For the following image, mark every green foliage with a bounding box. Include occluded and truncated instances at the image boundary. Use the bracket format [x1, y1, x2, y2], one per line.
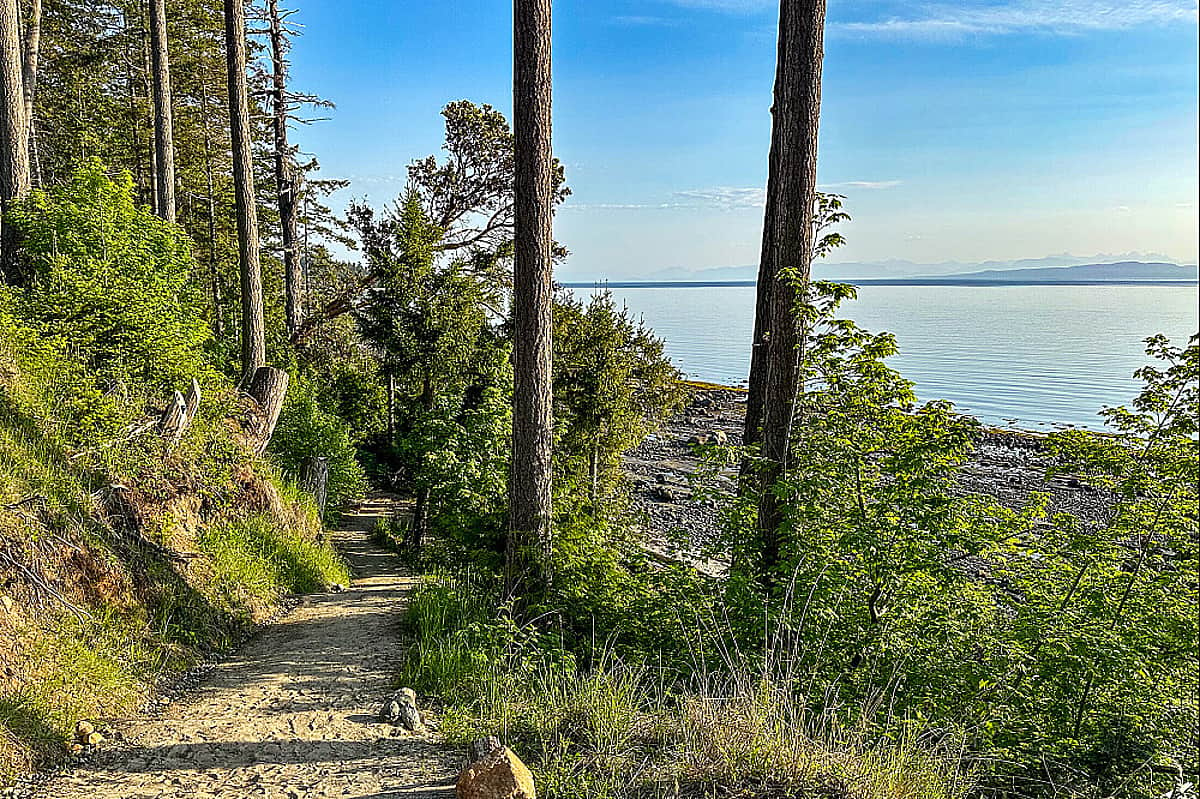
[723, 285, 1198, 796]
[554, 291, 685, 504]
[398, 575, 967, 799]
[0, 160, 351, 784]
[7, 162, 214, 393]
[407, 100, 571, 256]
[197, 513, 350, 611]
[269, 373, 368, 521]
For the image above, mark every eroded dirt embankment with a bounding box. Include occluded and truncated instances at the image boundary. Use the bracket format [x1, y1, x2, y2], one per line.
[24, 496, 457, 799]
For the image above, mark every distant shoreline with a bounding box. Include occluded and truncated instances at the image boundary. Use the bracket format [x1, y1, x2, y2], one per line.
[563, 279, 1200, 289]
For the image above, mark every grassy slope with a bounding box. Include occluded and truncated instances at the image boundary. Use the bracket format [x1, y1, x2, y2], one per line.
[0, 359, 349, 785]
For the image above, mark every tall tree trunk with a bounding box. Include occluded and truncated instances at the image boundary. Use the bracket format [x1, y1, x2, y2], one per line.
[505, 0, 554, 599]
[122, 24, 147, 205]
[148, 0, 175, 221]
[268, 0, 302, 337]
[199, 77, 224, 340]
[224, 0, 265, 380]
[0, 0, 28, 284]
[142, 15, 157, 212]
[741, 0, 827, 589]
[386, 371, 395, 440]
[19, 0, 37, 186]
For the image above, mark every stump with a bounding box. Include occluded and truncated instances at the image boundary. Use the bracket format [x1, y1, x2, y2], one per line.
[241, 366, 289, 454]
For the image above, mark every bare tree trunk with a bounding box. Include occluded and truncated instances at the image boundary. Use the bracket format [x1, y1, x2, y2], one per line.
[148, 0, 175, 221]
[268, 0, 302, 337]
[386, 371, 395, 440]
[409, 372, 434, 551]
[19, 0, 37, 186]
[122, 21, 148, 204]
[142, 15, 157, 213]
[505, 0, 554, 599]
[223, 0, 265, 380]
[199, 77, 225, 340]
[0, 0, 28, 284]
[742, 0, 827, 589]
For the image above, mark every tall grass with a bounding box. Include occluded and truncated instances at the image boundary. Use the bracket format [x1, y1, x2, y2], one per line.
[398, 574, 970, 799]
[198, 513, 350, 609]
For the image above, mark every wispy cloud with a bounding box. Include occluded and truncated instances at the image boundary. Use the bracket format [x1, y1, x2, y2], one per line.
[822, 180, 903, 190]
[565, 181, 900, 213]
[612, 15, 677, 26]
[838, 1, 1198, 38]
[675, 186, 766, 209]
[563, 202, 694, 211]
[661, 0, 773, 12]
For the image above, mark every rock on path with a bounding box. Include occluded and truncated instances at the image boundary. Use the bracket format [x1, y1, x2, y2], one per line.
[35, 495, 457, 799]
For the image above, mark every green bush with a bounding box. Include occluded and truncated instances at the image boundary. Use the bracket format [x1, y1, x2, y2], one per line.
[723, 284, 1198, 796]
[269, 373, 368, 521]
[6, 161, 215, 394]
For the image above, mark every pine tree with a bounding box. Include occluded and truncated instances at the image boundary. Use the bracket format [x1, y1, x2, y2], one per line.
[506, 0, 555, 598]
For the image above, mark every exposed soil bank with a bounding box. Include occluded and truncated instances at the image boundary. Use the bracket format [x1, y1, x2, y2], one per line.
[21, 496, 457, 799]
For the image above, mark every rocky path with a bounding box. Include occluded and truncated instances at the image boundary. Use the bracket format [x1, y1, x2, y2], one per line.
[35, 495, 458, 799]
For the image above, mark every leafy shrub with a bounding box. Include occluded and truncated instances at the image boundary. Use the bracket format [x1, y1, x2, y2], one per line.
[6, 161, 214, 394]
[723, 284, 1198, 796]
[269, 373, 368, 521]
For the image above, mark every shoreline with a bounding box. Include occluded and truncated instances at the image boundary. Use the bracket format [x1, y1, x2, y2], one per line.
[564, 279, 1199, 289]
[628, 387, 1111, 566]
[678, 379, 1088, 443]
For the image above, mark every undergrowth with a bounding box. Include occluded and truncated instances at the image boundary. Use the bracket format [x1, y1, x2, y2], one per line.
[398, 574, 970, 799]
[0, 167, 350, 785]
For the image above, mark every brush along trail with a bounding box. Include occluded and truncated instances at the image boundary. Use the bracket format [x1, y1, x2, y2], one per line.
[34, 495, 457, 799]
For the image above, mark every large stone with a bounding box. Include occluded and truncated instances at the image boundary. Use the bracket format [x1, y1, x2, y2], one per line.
[456, 745, 536, 799]
[73, 721, 95, 743]
[380, 688, 424, 731]
[469, 736, 502, 762]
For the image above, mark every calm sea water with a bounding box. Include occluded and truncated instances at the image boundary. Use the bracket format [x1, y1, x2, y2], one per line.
[572, 284, 1200, 430]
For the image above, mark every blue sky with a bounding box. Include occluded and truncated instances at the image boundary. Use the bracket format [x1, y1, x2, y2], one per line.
[286, 1, 1199, 281]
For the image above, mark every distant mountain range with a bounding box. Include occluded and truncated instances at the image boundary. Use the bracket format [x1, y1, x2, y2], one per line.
[633, 257, 1198, 285]
[931, 261, 1198, 283]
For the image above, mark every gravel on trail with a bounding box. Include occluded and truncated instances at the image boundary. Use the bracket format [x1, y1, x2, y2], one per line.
[26, 496, 458, 799]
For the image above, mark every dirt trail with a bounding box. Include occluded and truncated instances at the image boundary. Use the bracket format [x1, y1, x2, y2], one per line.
[36, 495, 458, 799]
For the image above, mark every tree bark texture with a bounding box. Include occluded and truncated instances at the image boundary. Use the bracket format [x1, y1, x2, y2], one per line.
[268, 0, 302, 336]
[19, 0, 36, 184]
[742, 0, 827, 587]
[505, 0, 554, 598]
[242, 366, 288, 455]
[198, 77, 225, 341]
[224, 0, 265, 380]
[0, 0, 28, 283]
[148, 0, 175, 221]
